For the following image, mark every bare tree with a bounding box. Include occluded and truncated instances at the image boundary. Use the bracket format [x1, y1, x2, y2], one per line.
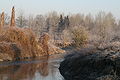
[4, 13, 10, 25]
[34, 14, 46, 36]
[16, 10, 27, 28]
[84, 14, 94, 30]
[27, 15, 34, 28]
[69, 13, 84, 27]
[93, 12, 116, 43]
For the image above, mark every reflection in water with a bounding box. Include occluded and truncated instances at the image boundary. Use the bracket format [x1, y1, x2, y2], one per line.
[0, 54, 64, 80]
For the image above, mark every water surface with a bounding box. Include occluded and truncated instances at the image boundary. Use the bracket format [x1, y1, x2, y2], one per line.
[0, 54, 64, 80]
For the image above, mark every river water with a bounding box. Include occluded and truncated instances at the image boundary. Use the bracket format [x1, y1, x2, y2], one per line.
[0, 54, 65, 80]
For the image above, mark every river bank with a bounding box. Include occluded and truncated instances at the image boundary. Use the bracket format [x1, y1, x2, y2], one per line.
[59, 41, 120, 80]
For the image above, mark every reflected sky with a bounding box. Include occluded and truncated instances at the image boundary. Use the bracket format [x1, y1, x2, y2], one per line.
[0, 54, 64, 80]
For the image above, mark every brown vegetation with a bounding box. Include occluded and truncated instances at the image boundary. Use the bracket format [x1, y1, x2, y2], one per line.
[0, 42, 19, 61]
[0, 12, 5, 33]
[0, 27, 65, 61]
[0, 27, 46, 60]
[39, 33, 50, 55]
[0, 12, 4, 28]
[10, 6, 15, 27]
[0, 7, 65, 61]
[71, 26, 88, 47]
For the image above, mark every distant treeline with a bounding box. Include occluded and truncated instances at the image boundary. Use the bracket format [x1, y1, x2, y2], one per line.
[1, 11, 120, 44]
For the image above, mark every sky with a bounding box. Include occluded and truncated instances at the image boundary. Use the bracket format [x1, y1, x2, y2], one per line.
[0, 0, 120, 19]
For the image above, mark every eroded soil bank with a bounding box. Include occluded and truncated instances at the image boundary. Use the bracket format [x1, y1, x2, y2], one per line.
[59, 42, 120, 80]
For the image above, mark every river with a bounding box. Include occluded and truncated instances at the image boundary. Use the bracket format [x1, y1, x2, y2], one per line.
[0, 54, 65, 80]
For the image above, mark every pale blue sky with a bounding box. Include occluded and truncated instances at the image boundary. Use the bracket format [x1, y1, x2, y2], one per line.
[0, 0, 120, 18]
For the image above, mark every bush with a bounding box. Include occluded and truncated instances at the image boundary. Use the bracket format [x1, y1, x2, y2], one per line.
[71, 26, 88, 47]
[0, 27, 45, 59]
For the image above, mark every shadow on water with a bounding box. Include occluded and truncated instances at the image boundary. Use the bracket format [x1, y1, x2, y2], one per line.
[0, 54, 65, 80]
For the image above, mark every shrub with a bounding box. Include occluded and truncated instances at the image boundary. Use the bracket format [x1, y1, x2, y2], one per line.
[0, 27, 45, 59]
[71, 26, 88, 47]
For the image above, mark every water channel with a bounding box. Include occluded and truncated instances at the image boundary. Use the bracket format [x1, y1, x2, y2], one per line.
[0, 54, 65, 80]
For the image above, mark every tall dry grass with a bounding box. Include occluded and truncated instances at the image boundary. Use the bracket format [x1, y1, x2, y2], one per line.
[0, 27, 45, 59]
